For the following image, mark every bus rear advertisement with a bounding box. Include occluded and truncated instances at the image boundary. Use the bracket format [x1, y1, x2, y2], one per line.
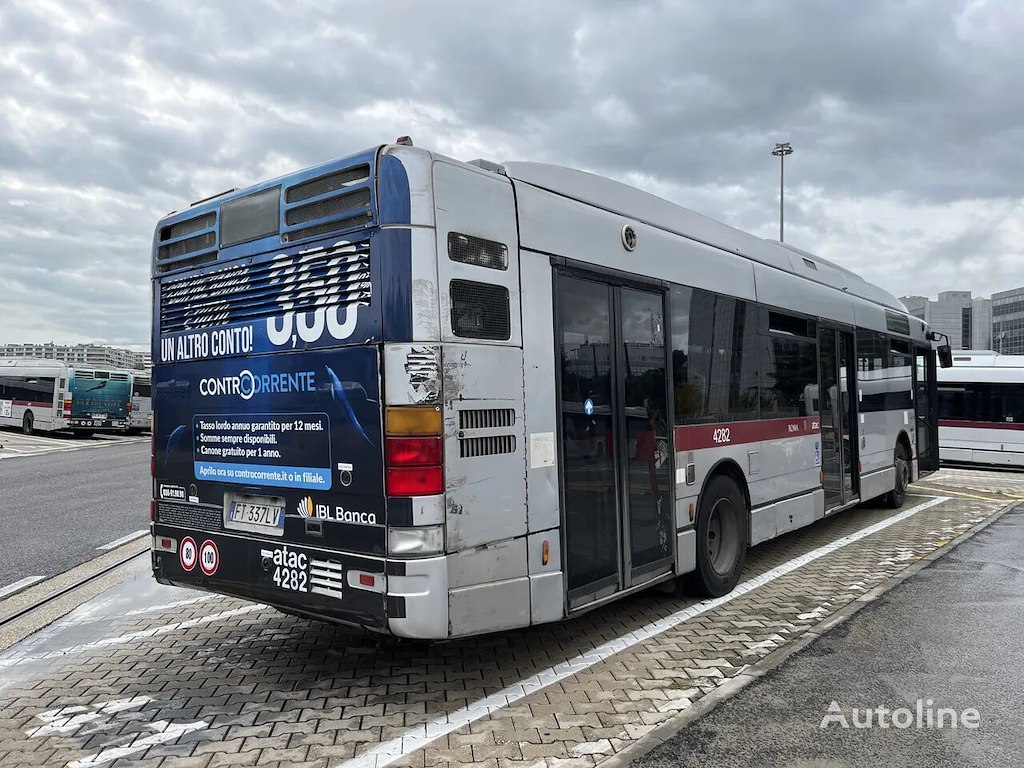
[67, 369, 133, 432]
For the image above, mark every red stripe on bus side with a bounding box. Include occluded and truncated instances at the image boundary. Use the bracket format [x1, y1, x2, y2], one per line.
[12, 400, 54, 409]
[939, 419, 1024, 431]
[674, 417, 820, 450]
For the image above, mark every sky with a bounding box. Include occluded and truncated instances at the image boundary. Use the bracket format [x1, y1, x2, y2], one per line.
[2, 0, 1022, 348]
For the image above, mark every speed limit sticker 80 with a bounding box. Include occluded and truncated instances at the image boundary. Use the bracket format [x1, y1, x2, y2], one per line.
[179, 537, 198, 572]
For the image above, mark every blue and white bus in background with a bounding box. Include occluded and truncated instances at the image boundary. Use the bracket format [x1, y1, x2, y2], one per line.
[150, 141, 949, 639]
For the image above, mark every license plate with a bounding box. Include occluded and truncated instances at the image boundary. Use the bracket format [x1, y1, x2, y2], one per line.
[225, 494, 285, 534]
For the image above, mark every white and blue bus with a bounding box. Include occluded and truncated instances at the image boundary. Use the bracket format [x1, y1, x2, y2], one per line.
[150, 142, 949, 639]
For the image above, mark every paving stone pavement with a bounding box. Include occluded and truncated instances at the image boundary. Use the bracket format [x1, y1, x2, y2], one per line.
[0, 468, 1017, 768]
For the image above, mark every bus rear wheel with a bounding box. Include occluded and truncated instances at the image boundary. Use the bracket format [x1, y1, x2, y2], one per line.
[22, 411, 33, 435]
[685, 474, 748, 597]
[883, 443, 909, 509]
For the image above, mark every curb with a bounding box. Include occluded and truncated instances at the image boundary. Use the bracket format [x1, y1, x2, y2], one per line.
[597, 499, 1019, 768]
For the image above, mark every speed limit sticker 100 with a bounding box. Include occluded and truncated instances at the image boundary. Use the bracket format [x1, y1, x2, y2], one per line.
[199, 539, 219, 576]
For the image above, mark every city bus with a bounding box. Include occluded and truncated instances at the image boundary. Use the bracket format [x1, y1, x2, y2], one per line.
[0, 358, 70, 434]
[130, 372, 152, 432]
[0, 359, 133, 435]
[149, 141, 949, 639]
[936, 350, 1024, 467]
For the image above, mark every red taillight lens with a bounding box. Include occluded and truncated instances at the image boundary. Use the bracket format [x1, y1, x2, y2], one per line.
[150, 499, 156, 522]
[385, 437, 442, 467]
[359, 574, 375, 587]
[386, 466, 443, 496]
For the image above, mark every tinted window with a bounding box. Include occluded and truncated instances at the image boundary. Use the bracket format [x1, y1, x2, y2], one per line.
[672, 287, 758, 424]
[761, 334, 819, 417]
[0, 375, 56, 402]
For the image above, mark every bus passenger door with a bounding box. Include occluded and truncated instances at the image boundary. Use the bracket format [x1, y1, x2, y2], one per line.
[914, 345, 940, 473]
[819, 326, 858, 511]
[556, 273, 674, 610]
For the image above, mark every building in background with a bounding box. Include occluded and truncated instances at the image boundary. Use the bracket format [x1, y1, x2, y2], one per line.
[992, 286, 1024, 355]
[0, 342, 150, 370]
[900, 291, 992, 350]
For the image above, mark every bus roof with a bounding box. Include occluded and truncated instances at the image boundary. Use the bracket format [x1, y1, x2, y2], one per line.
[500, 160, 906, 313]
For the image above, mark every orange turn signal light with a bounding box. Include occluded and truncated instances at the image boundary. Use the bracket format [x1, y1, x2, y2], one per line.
[386, 406, 443, 436]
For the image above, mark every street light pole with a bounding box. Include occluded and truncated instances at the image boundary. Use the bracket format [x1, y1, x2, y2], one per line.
[771, 142, 793, 242]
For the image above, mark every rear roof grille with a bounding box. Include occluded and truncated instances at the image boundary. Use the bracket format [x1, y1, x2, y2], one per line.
[286, 164, 370, 204]
[281, 161, 375, 245]
[159, 238, 371, 333]
[285, 187, 371, 226]
[157, 232, 216, 262]
[162, 212, 216, 241]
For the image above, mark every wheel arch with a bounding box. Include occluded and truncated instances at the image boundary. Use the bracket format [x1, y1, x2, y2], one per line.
[700, 458, 751, 538]
[895, 429, 912, 462]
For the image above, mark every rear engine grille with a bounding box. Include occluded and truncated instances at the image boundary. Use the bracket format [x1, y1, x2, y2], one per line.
[459, 408, 515, 430]
[309, 557, 345, 599]
[459, 435, 516, 458]
[159, 239, 371, 332]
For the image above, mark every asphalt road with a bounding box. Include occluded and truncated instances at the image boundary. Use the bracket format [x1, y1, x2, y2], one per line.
[0, 441, 150, 588]
[632, 503, 1024, 768]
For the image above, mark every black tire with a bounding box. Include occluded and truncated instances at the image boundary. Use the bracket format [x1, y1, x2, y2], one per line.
[883, 442, 909, 509]
[22, 411, 33, 435]
[684, 474, 748, 597]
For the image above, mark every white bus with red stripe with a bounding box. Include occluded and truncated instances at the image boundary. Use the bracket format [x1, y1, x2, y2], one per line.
[149, 142, 950, 639]
[937, 350, 1024, 467]
[0, 358, 72, 434]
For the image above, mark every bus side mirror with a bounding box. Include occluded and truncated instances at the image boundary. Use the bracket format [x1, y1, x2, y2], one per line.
[937, 344, 953, 369]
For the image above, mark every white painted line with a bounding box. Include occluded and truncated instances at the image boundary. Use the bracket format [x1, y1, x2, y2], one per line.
[0, 604, 266, 669]
[0, 575, 46, 600]
[96, 530, 149, 551]
[123, 594, 214, 617]
[337, 495, 951, 768]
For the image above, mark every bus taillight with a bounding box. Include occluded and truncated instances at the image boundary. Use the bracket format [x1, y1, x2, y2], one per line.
[384, 406, 444, 496]
[63, 398, 72, 415]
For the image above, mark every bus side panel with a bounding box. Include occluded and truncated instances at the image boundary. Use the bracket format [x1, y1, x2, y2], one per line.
[519, 250, 564, 625]
[441, 343, 529, 636]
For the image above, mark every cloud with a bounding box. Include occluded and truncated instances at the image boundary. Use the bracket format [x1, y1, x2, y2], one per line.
[1, 0, 1022, 345]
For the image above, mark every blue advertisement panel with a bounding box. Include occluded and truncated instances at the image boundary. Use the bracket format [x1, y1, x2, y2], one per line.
[153, 346, 385, 556]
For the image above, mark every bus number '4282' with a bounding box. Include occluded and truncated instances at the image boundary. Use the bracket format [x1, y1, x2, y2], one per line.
[712, 427, 731, 444]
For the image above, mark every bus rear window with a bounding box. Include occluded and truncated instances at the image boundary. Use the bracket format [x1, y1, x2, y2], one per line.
[220, 187, 280, 247]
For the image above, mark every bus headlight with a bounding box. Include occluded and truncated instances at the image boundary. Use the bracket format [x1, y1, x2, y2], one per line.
[388, 525, 444, 556]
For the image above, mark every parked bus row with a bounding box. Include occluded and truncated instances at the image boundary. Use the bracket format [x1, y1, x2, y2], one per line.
[149, 141, 950, 640]
[0, 358, 151, 435]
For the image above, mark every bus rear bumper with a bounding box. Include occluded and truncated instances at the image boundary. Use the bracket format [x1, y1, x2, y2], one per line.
[151, 526, 452, 639]
[386, 555, 449, 639]
[151, 526, 389, 633]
